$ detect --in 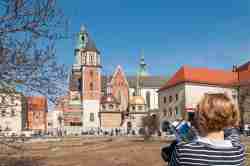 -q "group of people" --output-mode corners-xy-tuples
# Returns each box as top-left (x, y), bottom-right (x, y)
(162, 93), (245, 166)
